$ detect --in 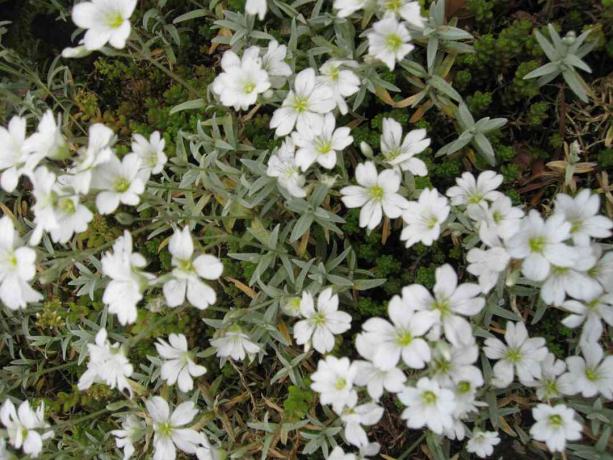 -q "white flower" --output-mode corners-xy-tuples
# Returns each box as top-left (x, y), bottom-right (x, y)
(131, 131), (167, 180)
(0, 216), (42, 311)
(328, 446), (356, 460)
(266, 138), (307, 198)
(353, 361), (406, 401)
(78, 328), (133, 395)
(561, 290), (613, 343)
(293, 112), (353, 171)
(341, 161), (409, 230)
(71, 0), (136, 50)
(483, 321), (548, 387)
(111, 415), (145, 460)
(398, 377), (456, 434)
(430, 342), (483, 390)
(102, 231), (153, 325)
(473, 195), (524, 241)
(0, 400), (53, 458)
(539, 251), (602, 306)
(311, 356), (358, 414)
(210, 325), (260, 361)
(293, 288), (351, 354)
(529, 352), (567, 401)
(30, 167), (93, 245)
(28, 110), (69, 160)
(61, 43), (92, 58)
(334, 0), (367, 17)
(245, 0), (266, 19)
(554, 189), (612, 246)
(281, 295), (303, 317)
(355, 293), (436, 370)
(340, 403), (383, 448)
(530, 404), (582, 453)
(146, 397), (208, 460)
(400, 188), (450, 248)
(379, 0), (425, 27)
(506, 210), (578, 282)
(92, 153), (144, 214)
(558, 341), (613, 399)
(0, 116), (42, 192)
(156, 333), (207, 393)
(588, 244), (613, 290)
(65, 123), (115, 194)
(212, 47), (271, 111)
(262, 40), (292, 88)
(466, 244), (510, 294)
(380, 118), (429, 175)
(466, 431), (500, 458)
(367, 17), (414, 70)
(403, 264), (484, 346)
(318, 60), (361, 115)
(163, 226), (223, 310)
(446, 171), (503, 213)
(270, 68), (335, 136)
